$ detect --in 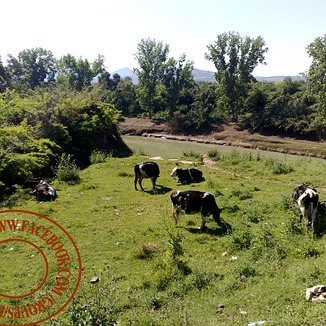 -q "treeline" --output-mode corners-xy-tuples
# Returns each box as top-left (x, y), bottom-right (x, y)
(0, 32), (325, 193)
